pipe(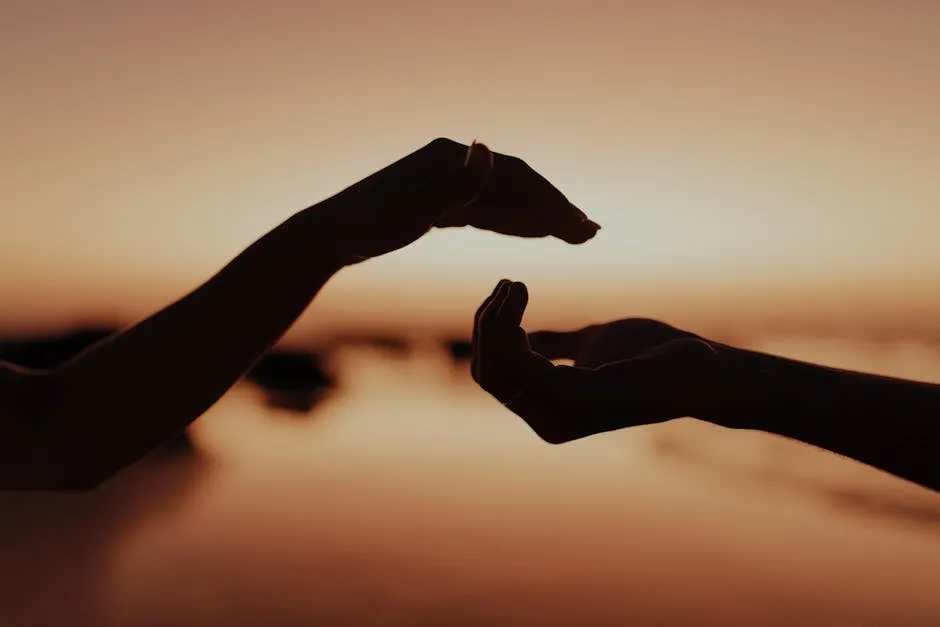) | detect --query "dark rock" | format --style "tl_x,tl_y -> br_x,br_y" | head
444,338 -> 472,362
246,350 -> 335,414
328,333 -> 412,357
